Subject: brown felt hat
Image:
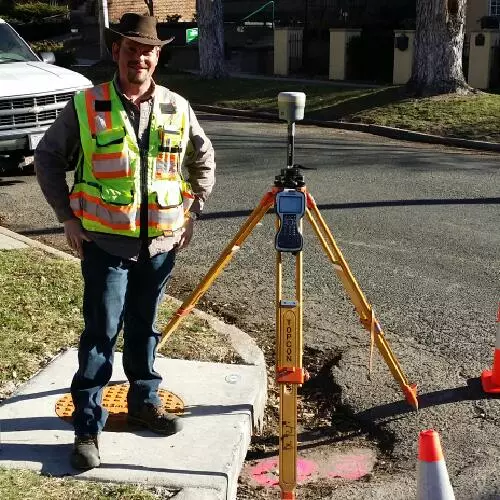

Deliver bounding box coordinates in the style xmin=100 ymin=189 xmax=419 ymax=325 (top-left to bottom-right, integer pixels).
xmin=105 ymin=13 xmax=174 ymax=51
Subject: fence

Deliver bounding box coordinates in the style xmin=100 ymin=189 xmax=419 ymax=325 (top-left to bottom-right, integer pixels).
xmin=288 ymin=29 xmax=302 ymax=72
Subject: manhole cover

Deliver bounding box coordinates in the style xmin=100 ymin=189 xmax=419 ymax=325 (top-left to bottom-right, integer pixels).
xmin=55 ymin=383 xmax=184 ymax=431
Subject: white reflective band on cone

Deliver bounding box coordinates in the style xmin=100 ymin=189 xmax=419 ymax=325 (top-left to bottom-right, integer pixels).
xmin=417 ymin=460 xmax=455 ymax=500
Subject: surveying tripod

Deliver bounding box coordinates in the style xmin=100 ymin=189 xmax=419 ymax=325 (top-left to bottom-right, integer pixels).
xmin=158 ymin=92 xmax=418 ymax=499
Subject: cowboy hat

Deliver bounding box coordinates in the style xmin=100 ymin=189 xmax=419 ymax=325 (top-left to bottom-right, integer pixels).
xmin=104 ymin=13 xmax=174 ymax=51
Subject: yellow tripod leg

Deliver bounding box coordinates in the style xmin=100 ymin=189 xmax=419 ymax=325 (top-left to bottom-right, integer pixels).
xmin=277 ymin=224 xmax=304 ymax=500
xmin=305 ymin=193 xmax=418 ymax=409
xmin=158 ymin=190 xmax=276 ymax=349
xmin=279 ymin=383 xmax=298 ymax=499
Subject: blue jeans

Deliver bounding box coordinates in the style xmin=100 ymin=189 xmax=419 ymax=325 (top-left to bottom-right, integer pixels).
xmin=71 ymin=241 xmax=176 ymax=436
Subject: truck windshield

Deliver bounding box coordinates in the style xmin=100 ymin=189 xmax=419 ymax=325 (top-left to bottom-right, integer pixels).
xmin=0 ymin=24 xmax=38 ymax=63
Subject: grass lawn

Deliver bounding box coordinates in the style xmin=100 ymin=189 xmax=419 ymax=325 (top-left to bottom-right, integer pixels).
xmin=0 ymin=249 xmax=238 ymax=390
xmin=351 ymin=91 xmax=500 ymax=143
xmin=0 ymin=469 xmax=159 ymax=499
xmin=79 ymin=63 xmax=500 ymax=143
xmin=0 ymin=248 xmax=240 ymax=497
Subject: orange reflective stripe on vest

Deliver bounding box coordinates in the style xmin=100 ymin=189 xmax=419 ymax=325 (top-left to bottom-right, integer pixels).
xmin=148 ymin=206 xmax=185 ymax=231
xmin=92 ymin=152 xmax=130 ymax=178
xmin=70 ymin=191 xmax=138 ymax=230
xmin=85 ymin=83 xmax=112 ymax=136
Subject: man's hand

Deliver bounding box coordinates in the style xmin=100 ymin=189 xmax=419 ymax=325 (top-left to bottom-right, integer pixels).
xmin=63 ymin=218 xmax=91 ymax=259
xmin=177 ymin=217 xmax=194 ymax=251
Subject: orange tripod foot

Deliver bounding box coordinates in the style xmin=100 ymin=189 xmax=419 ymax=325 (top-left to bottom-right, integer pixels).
xmin=403 ymin=383 xmax=418 ymax=409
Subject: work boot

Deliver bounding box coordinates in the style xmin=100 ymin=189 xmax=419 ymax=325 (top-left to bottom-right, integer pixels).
xmin=128 ymin=404 xmax=183 ymax=435
xmin=70 ymin=434 xmax=100 ymax=470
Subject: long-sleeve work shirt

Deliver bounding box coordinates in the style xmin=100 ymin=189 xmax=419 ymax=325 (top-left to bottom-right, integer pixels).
xmin=35 ymin=77 xmax=216 ymax=259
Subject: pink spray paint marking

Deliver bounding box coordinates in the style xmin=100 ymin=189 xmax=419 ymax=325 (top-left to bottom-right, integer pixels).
xmin=250 ymin=458 xmax=318 ymax=488
xmin=327 ymin=454 xmax=370 ymax=480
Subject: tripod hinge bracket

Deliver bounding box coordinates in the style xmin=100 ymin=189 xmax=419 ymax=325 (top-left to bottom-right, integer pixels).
xmin=176 ymin=305 xmax=195 ymax=318
xmin=276 ymin=366 xmax=305 ymax=384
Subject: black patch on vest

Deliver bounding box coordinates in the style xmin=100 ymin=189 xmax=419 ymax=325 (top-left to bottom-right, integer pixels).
xmin=159 ymin=145 xmax=182 ymax=153
xmin=95 ymin=100 xmax=112 ymax=112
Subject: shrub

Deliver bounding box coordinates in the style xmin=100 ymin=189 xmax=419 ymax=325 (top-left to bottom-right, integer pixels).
xmin=0 ymin=0 xmax=14 ymax=14
xmin=2 ymin=2 xmax=70 ymax=41
xmin=12 ymin=18 xmax=70 ymax=40
xmin=166 ymin=14 xmax=181 ymax=23
xmin=30 ymin=39 xmax=63 ymax=53
xmin=30 ymin=39 xmax=76 ymax=68
xmin=10 ymin=2 xmax=68 ymax=23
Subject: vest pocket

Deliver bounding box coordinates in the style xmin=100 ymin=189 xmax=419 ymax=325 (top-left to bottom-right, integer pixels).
xmin=156 ymin=132 xmax=181 ymax=179
xmin=92 ymin=127 xmax=130 ymax=179
xmin=149 ymin=180 xmax=185 ymax=233
xmin=153 ymin=180 xmax=183 ymax=208
xmin=100 ymin=184 xmax=134 ymax=206
xmin=96 ymin=126 xmax=126 ymax=146
xmin=155 ymin=153 xmax=179 ymax=179
xmin=69 ymin=183 xmax=137 ymax=232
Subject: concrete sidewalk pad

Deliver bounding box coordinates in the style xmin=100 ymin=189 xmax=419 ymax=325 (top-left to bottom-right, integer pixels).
xmin=0 ymin=349 xmax=267 ymax=500
xmin=0 ymin=236 xmax=27 ymax=249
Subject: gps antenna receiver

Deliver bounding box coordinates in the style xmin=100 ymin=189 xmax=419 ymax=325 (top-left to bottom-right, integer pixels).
xmin=277 ymin=92 xmax=306 ymax=170
xmin=278 ymin=92 xmax=306 ymax=123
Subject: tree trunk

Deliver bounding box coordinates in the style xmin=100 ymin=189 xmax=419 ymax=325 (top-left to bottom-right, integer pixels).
xmin=144 ymin=0 xmax=154 ymax=16
xmin=196 ymin=0 xmax=227 ymax=79
xmin=409 ymin=0 xmax=470 ymax=95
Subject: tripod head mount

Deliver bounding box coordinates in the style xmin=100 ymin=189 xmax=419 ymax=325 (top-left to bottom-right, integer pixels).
xmin=274 ymin=166 xmax=305 ymax=189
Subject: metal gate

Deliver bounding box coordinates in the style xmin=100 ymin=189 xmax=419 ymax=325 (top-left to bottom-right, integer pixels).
xmin=288 ymin=30 xmax=303 ymax=72
xmin=302 ymin=28 xmax=330 ymax=76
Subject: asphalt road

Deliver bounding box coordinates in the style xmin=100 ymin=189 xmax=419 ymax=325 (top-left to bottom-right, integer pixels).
xmin=1 ymin=116 xmax=499 ymax=498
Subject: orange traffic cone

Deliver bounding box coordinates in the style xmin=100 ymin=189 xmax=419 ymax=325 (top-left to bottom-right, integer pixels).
xmin=416 ymin=430 xmax=455 ymax=500
xmin=481 ymin=303 xmax=500 ymax=394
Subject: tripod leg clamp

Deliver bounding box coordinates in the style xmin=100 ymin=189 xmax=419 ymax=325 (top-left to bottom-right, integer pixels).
xmin=276 ymin=366 xmax=305 ymax=384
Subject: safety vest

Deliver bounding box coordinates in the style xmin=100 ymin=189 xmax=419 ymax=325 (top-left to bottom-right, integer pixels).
xmin=70 ymin=81 xmax=194 ymax=238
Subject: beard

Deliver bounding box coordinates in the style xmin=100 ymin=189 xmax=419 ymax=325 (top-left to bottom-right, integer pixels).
xmin=126 ymin=67 xmax=149 ymax=84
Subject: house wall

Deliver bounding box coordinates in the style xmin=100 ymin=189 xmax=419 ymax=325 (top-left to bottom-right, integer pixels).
xmin=107 ymin=0 xmax=196 ymax=23
xmin=467 ymin=0 xmax=491 ymax=32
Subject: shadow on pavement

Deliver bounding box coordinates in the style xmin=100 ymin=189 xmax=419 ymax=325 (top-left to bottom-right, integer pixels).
xmin=355 ymin=377 xmax=493 ymax=423
xmin=16 ymin=196 xmax=500 ymax=238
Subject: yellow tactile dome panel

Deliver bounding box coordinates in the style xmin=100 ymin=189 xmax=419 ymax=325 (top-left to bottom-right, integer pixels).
xmin=55 ymin=383 xmax=184 ymax=432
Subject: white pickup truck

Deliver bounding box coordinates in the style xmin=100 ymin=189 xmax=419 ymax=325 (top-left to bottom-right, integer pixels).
xmin=0 ymin=18 xmax=92 ymax=165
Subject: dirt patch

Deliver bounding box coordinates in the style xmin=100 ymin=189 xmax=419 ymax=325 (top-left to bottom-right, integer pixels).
xmin=240 ymin=441 xmax=377 ymax=498
xmin=188 ymin=292 xmax=414 ymax=498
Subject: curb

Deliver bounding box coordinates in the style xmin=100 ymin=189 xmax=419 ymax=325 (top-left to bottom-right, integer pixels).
xmin=0 ymin=225 xmax=266 ymax=372
xmin=67 ymin=62 xmax=499 ymax=153
xmin=193 ymin=105 xmax=500 ymax=154
xmin=0 ymin=226 xmax=78 ymax=261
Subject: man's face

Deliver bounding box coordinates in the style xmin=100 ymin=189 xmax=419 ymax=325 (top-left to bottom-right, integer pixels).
xmin=112 ymin=38 xmax=160 ymax=85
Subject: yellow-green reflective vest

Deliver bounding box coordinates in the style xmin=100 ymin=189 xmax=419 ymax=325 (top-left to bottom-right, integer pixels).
xmin=70 ymin=81 xmax=194 ymax=238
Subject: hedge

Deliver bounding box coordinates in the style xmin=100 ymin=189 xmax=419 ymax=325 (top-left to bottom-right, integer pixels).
xmin=0 ymin=1 xmax=69 ymax=41
xmin=30 ymin=39 xmax=76 ymax=68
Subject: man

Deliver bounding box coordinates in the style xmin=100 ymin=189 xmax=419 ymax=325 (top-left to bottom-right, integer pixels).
xmin=35 ymin=13 xmax=215 ymax=470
